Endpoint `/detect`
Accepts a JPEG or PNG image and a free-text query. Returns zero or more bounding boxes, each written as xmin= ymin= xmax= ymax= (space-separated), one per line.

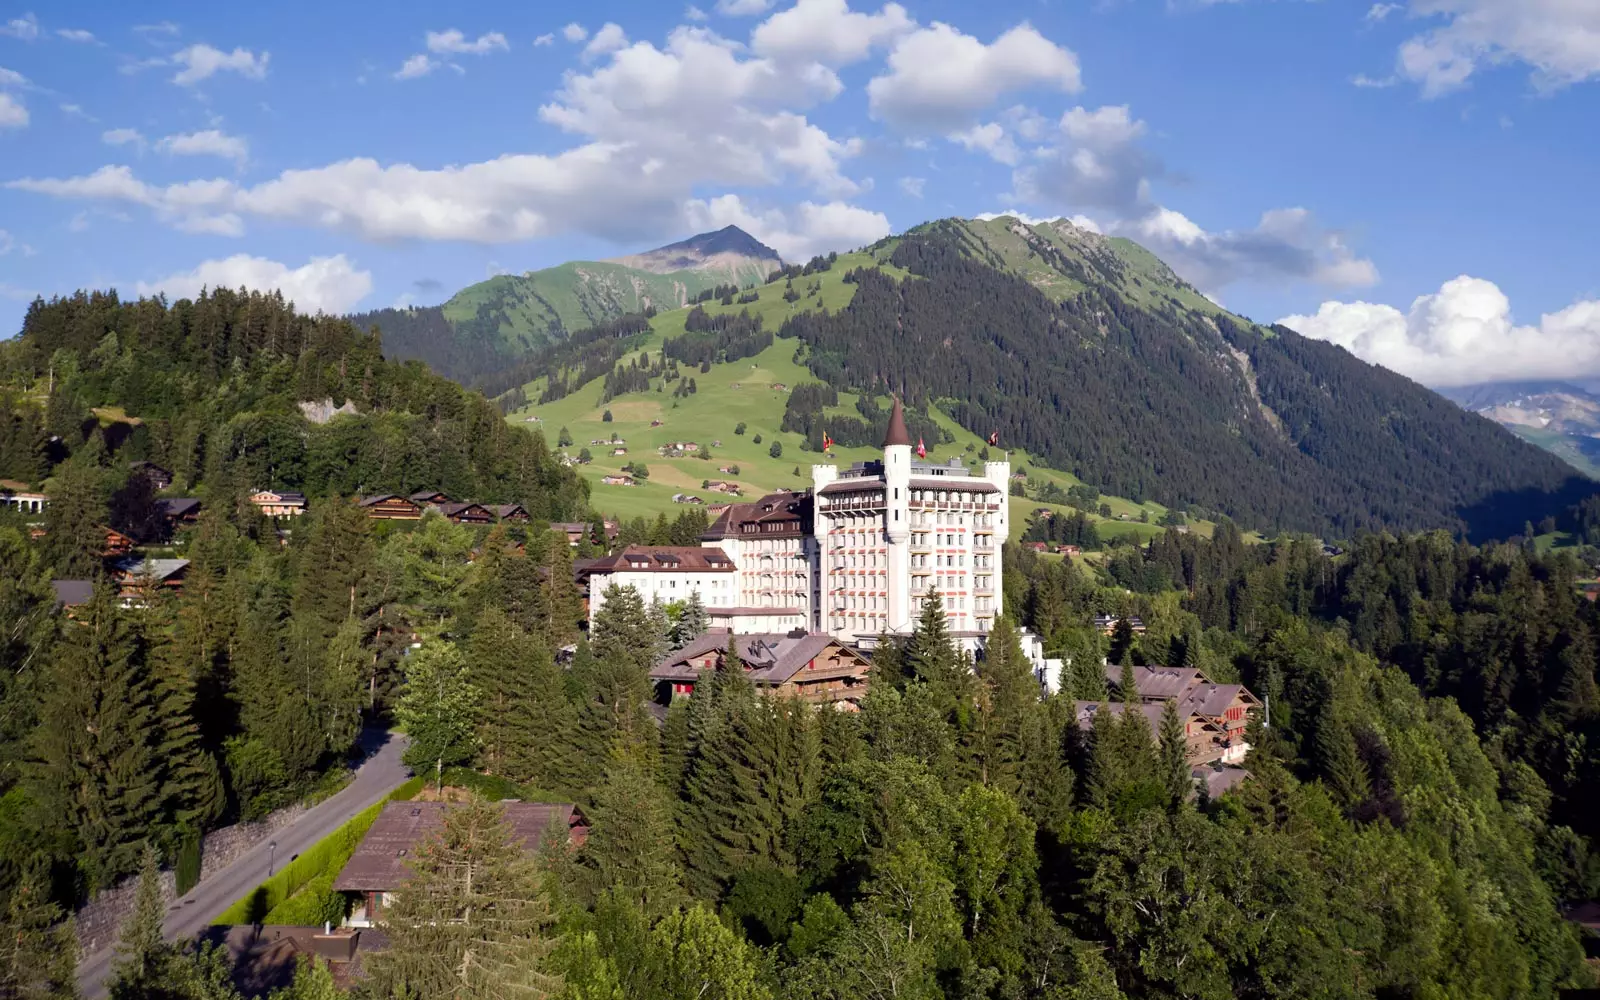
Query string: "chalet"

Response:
xmin=493 ymin=504 xmax=530 ymax=522
xmin=651 ymin=629 xmax=872 ymax=708
xmin=1103 ymin=663 xmax=1261 ymax=763
xmin=771 ymin=382 xmax=786 ymax=391
xmin=600 ymin=475 xmax=635 ymax=486
xmin=719 ymin=466 xmax=738 ymax=474
xmin=212 ymin=924 xmax=381 ymax=994
xmin=705 ymin=481 xmax=740 ymax=495
xmin=0 ymin=480 xmax=46 ymax=515
xmin=1073 ymin=699 xmax=1252 ymax=796
xmin=551 ymin=521 xmax=589 ymax=547
xmin=1059 ymin=544 xmax=1082 ymax=556
xmin=1034 ymin=508 xmax=1055 ymax=519
xmin=611 ymin=447 xmax=628 ymax=456
xmin=1024 ymin=541 xmax=1048 ymax=553
xmin=51 ymin=579 xmax=93 ymax=609
xmin=408 ymin=490 xmax=452 ymax=507
xmin=436 ymin=502 xmax=494 ymax=526
xmin=672 ymin=493 xmax=704 ymax=505
xmin=251 ymin=490 xmax=307 ymax=518
xmin=356 ymin=494 xmax=423 ymax=520
xmin=129 ymin=461 xmax=173 ymax=491
xmin=159 ymin=498 xmax=203 ymax=527
xmin=1093 ymin=614 xmax=1146 ymax=635
xmin=102 ymin=526 xmax=138 ymax=557
xmin=334 ymin=801 xmax=587 ymax=928
xmin=111 ymin=556 xmax=189 ymax=605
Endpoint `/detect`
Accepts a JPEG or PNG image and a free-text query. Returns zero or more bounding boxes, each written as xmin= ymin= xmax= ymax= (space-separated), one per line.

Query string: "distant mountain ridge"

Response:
xmin=350 ymin=227 xmax=784 ymax=386
xmin=1440 ymin=380 xmax=1600 ymax=479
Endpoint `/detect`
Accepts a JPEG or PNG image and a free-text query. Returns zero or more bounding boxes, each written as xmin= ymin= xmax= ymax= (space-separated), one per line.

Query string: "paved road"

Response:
xmin=78 ymin=729 xmax=412 ymax=998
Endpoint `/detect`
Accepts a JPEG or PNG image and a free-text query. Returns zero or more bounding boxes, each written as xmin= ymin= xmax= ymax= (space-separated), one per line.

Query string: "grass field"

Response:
xmin=508 ymin=242 xmax=1214 ymax=543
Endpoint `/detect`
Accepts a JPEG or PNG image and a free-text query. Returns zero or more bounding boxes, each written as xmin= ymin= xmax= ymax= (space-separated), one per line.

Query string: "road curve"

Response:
xmin=77 ymin=729 xmax=412 ymax=998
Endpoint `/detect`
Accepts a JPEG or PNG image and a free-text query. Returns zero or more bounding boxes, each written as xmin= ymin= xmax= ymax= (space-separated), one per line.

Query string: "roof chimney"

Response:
xmin=882 ymin=398 xmax=911 ymax=448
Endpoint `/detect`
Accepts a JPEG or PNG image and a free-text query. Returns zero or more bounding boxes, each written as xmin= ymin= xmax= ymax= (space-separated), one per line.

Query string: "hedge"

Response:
xmin=213 ymin=776 xmax=424 ymax=926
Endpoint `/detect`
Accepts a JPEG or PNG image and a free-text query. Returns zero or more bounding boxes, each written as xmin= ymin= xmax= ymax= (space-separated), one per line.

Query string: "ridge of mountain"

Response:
xmin=1440 ymin=380 xmax=1600 ymax=479
xmin=349 ymin=227 xmax=784 ymax=385
xmin=489 ymin=215 xmax=1591 ymax=541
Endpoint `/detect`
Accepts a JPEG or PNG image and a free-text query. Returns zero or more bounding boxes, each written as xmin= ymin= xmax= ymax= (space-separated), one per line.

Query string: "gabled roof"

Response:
xmin=701 ymin=490 xmax=811 ymax=539
xmin=587 ymin=545 xmax=736 ymax=573
xmin=1104 ymin=664 xmax=1260 ymax=719
xmin=883 ymin=397 xmax=911 ymax=448
xmin=332 ymin=801 xmax=585 ymax=891
xmin=357 ymin=493 xmax=412 ymax=508
xmin=111 ymin=557 xmax=190 ymax=582
xmin=652 ymin=628 xmax=867 ymax=686
xmin=253 ymin=490 xmax=307 ymax=503
xmin=437 ymin=502 xmax=493 ymax=519
xmin=493 ymin=504 xmax=528 ymax=518
xmin=409 ymin=490 xmax=451 ymax=503
xmin=159 ymin=498 xmax=202 ymax=517
xmin=51 ymin=579 xmax=94 ymax=607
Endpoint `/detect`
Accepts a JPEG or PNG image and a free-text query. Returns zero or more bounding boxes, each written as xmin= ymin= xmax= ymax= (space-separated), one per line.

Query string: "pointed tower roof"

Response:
xmin=883 ymin=397 xmax=912 ymax=448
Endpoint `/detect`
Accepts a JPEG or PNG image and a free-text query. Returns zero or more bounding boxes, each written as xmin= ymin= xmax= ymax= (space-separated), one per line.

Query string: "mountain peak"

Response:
xmin=604 ymin=226 xmax=783 ymax=276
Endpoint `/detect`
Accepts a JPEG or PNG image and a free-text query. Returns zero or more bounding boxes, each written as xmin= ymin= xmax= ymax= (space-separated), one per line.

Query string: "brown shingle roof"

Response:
xmin=333 ymin=802 xmax=585 ymax=892
xmin=586 ymin=545 xmax=736 ymax=573
xmin=701 ymin=490 xmax=811 ymax=539
xmin=651 ymin=629 xmax=867 ymax=687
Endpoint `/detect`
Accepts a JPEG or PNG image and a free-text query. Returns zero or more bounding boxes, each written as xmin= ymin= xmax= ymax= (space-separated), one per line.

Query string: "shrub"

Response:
xmin=734 ymin=422 xmax=746 ymax=435
xmin=769 ymin=441 xmax=783 ymax=459
xmin=602 ymin=410 xmax=613 ymax=422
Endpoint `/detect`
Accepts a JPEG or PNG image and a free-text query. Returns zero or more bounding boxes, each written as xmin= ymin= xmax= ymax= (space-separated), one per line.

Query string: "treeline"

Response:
xmin=780 ymin=382 xmax=951 ymax=452
xmin=498 ymin=311 xmax=655 ymax=405
xmin=766 ymin=251 xmax=838 ymax=282
xmin=779 ymin=226 xmax=1588 ymax=538
xmin=661 ymin=307 xmax=773 ymax=368
xmin=1 ymin=291 xmax=589 ymax=516
xmin=1021 ymin=508 xmax=1101 ymax=549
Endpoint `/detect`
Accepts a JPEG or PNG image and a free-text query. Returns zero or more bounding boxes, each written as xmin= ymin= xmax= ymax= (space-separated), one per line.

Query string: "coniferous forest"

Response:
xmin=1 ymin=288 xmax=1599 ymax=999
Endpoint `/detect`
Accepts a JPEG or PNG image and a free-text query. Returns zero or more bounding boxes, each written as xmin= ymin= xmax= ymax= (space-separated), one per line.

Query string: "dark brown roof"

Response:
xmin=333 ymin=801 xmax=584 ymax=892
xmin=493 ymin=504 xmax=528 ymax=518
xmin=701 ymin=490 xmax=811 ymax=539
xmin=651 ymin=629 xmax=868 ymax=687
xmin=51 ymin=579 xmax=94 ymax=607
xmin=211 ymin=925 xmax=388 ymax=995
xmin=159 ymin=497 xmax=202 ymax=517
xmin=1103 ymin=665 xmax=1260 ymax=719
xmin=883 ymin=397 xmax=911 ymax=448
xmin=908 ymin=477 xmax=998 ymax=493
xmin=586 ymin=545 xmax=737 ymax=574
xmin=437 ymin=502 xmax=493 ymax=519
xmin=818 ymin=478 xmax=885 ymax=495
xmin=409 ymin=490 xmax=451 ymax=503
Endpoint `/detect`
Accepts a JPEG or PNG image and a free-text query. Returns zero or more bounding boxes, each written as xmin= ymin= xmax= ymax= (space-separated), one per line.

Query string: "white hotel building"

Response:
xmin=580 ymin=400 xmax=1055 ymax=675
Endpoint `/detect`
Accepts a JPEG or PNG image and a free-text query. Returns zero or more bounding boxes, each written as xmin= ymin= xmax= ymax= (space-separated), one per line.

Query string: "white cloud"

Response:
xmin=973 ymin=210 xmax=1054 ymax=226
xmin=135 ymin=254 xmax=373 ymax=315
xmin=534 ymin=33 xmax=555 ymax=46
xmin=686 ymin=6 xmax=709 ymax=21
xmin=751 ymin=0 xmax=913 ymax=67
xmin=563 ymin=23 xmax=588 ymax=43
xmin=133 ymin=21 xmax=180 ymax=37
xmin=1396 ymin=0 xmax=1600 ymax=96
xmin=425 ymin=29 xmax=509 ymax=55
xmin=0 ymin=229 xmax=35 ymax=256
xmin=1365 ymin=3 xmax=1400 ymax=21
xmin=868 ymin=21 xmax=1081 ymax=131
xmin=686 ymin=194 xmax=888 ymax=260
xmin=102 ymin=127 xmax=145 ymax=147
xmin=170 ymin=44 xmax=269 ymax=86
xmin=717 ymin=0 xmax=774 ymax=15
xmin=1352 ymin=72 xmax=1398 ymax=88
xmin=1 ymin=12 xmax=38 ymax=40
xmin=157 ymin=129 xmax=248 ymax=166
xmin=948 ymin=122 xmax=1022 ymax=165
xmin=1280 ymin=276 xmax=1600 ymax=386
xmin=0 ymin=92 xmax=26 ymax=129
xmin=60 ymin=103 xmax=93 ymax=120
xmin=583 ymin=23 xmax=629 ymax=61
xmin=394 ymin=54 xmax=437 ymax=79
xmin=56 ymin=28 xmax=97 ymax=43
xmin=1124 ymin=206 xmax=1379 ymax=292
xmin=1013 ymin=105 xmax=1155 ymax=215
xmin=0 ymin=66 xmax=25 ymax=87
xmin=898 ymin=176 xmax=925 ymax=198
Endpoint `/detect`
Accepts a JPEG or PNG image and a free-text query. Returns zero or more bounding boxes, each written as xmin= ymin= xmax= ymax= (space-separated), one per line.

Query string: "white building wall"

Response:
xmin=587 ymin=569 xmax=737 ymax=627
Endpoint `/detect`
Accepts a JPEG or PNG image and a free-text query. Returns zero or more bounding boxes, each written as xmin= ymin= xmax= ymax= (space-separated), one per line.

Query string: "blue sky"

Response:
xmin=1 ymin=0 xmax=1597 ymax=386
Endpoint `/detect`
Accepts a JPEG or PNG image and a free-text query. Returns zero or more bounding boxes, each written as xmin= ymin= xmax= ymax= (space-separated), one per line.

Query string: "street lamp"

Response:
xmin=268 ymin=840 xmax=278 ymax=876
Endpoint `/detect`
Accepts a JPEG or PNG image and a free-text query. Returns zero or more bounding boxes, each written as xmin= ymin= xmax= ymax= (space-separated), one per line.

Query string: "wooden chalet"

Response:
xmin=356 ymin=494 xmax=423 ymax=520
xmin=111 ymin=556 xmax=189 ymax=605
xmin=1093 ymin=614 xmax=1146 ymax=635
xmin=436 ymin=502 xmax=494 ymax=526
xmin=102 ymin=526 xmax=137 ymax=557
xmin=492 ymin=504 xmax=529 ymax=522
xmin=651 ymin=629 xmax=872 ymax=708
xmin=129 ymin=461 xmax=173 ymax=491
xmin=408 ymin=490 xmax=452 ymax=507
xmin=159 ymin=497 xmax=203 ymax=527
xmin=600 ymin=475 xmax=635 ymax=486
xmin=251 ymin=490 xmax=307 ymax=518
xmin=551 ymin=521 xmax=589 ymax=546
xmin=1103 ymin=664 xmax=1261 ymax=763
xmin=334 ymin=801 xmax=587 ymax=928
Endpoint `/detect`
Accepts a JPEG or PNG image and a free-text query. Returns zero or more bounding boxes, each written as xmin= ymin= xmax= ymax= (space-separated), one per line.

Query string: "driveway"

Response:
xmin=77 ymin=729 xmax=412 ymax=998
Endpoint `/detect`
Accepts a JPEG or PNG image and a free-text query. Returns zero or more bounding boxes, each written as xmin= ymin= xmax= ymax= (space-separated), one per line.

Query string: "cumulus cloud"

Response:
xmin=583 ymin=23 xmax=629 ymax=60
xmin=56 ymin=28 xmax=98 ymax=43
xmin=1 ymin=12 xmax=38 ymax=40
xmin=868 ymin=22 xmax=1080 ymax=131
xmin=534 ymin=33 xmax=555 ymax=46
xmin=1013 ymin=105 xmax=1157 ymax=215
xmin=1396 ymin=0 xmax=1600 ymax=96
xmin=133 ymin=21 xmax=180 ymax=38
xmin=0 ymin=93 xmax=26 ymax=129
xmin=102 ymin=127 xmax=145 ymax=147
xmin=0 ymin=66 xmax=24 ymax=87
xmin=717 ymin=0 xmax=774 ymax=15
xmin=563 ymin=23 xmax=588 ymax=43
xmin=898 ymin=176 xmax=925 ymax=198
xmin=1126 ymin=206 xmax=1379 ymax=291
xmin=948 ymin=122 xmax=1021 ymax=165
xmin=1279 ymin=276 xmax=1600 ymax=387
xmin=135 ymin=254 xmax=373 ymax=315
xmin=1365 ymin=2 xmax=1400 ymax=21
xmin=394 ymin=54 xmax=438 ymax=79
xmin=685 ymin=193 xmax=889 ymax=260
xmin=425 ymin=29 xmax=509 ymax=55
xmin=157 ymin=129 xmax=248 ymax=166
xmin=170 ymin=44 xmax=269 ymax=86
xmin=751 ymin=0 xmax=912 ymax=67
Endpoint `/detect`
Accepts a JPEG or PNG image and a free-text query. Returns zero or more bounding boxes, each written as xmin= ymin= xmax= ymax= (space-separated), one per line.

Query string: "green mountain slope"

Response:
xmin=499 ymin=216 xmax=1589 ymax=541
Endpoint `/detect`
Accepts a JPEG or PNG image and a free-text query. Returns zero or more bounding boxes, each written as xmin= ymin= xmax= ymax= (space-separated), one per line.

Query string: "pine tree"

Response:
xmin=583 ymin=756 xmax=685 ymax=917
xmin=146 ymin=613 xmax=227 ymax=833
xmin=40 ymin=455 xmax=110 ymax=578
xmin=468 ymin=607 xmax=579 ymax=793
xmin=1157 ymin=698 xmax=1191 ymax=809
xmin=28 ymin=588 xmax=164 ymax=888
xmin=677 ymin=658 xmax=759 ymax=898
xmin=0 ymin=863 xmax=77 ymax=1000
xmin=1318 ymin=717 xmax=1371 ymax=811
xmin=1087 ymin=703 xmax=1121 ymax=809
xmin=674 ymin=592 xmax=709 ymax=649
xmin=109 ymin=844 xmax=177 ymax=999
xmin=363 ymin=799 xmax=561 ymax=999
xmin=590 ymin=585 xmax=664 ymax=671
xmin=971 ymin=616 xmax=1035 ymax=791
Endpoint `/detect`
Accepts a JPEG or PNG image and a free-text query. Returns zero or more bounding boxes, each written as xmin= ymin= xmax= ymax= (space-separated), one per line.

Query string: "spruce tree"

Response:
xmin=1087 ymin=703 xmax=1121 ymax=809
xmin=972 ymin=616 xmax=1035 ymax=792
xmin=109 ymin=844 xmax=176 ymax=999
xmin=0 ymin=863 xmax=77 ymax=1000
xmin=1157 ymin=698 xmax=1191 ymax=809
xmin=674 ymin=591 xmax=709 ymax=649
xmin=40 ymin=455 xmax=110 ymax=578
xmin=1318 ymin=718 xmax=1371 ymax=811
xmin=583 ymin=756 xmax=685 ymax=917
xmin=146 ymin=613 xmax=227 ymax=833
xmin=363 ymin=799 xmax=560 ymax=999
xmin=590 ymin=585 xmax=663 ymax=671
xmin=28 ymin=588 xmax=163 ymax=888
